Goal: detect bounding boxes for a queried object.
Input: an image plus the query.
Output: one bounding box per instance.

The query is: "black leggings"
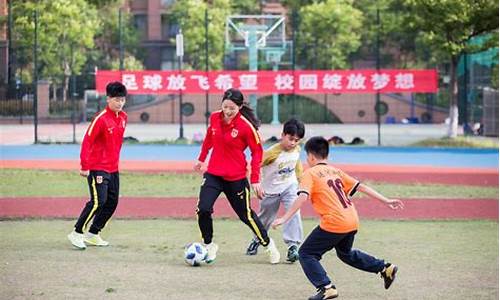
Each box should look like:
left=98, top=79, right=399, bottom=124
left=74, top=171, right=119, bottom=234
left=197, top=173, right=270, bottom=246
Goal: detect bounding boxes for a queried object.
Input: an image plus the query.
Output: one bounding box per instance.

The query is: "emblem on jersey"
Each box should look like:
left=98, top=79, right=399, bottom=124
left=231, top=128, right=239, bottom=138
left=96, top=176, right=103, bottom=184
left=107, top=127, right=114, bottom=134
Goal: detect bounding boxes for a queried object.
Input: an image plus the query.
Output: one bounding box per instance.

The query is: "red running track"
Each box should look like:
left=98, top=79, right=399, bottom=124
left=2, top=160, right=498, bottom=186
left=0, top=197, right=497, bottom=220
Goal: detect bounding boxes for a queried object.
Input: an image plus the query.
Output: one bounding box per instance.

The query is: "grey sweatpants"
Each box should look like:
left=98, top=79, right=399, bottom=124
left=254, top=184, right=303, bottom=247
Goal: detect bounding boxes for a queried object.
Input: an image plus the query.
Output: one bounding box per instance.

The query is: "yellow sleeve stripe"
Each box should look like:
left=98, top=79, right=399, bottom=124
left=240, top=116, right=260, bottom=144
left=295, top=159, right=303, bottom=179
left=87, top=110, right=106, bottom=136
left=294, top=145, right=303, bottom=178
left=262, top=143, right=282, bottom=166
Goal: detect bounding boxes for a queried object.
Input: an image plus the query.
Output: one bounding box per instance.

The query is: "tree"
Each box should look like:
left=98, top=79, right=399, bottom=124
left=109, top=54, right=144, bottom=70
left=352, top=0, right=426, bottom=68
left=230, top=0, right=260, bottom=14
left=85, top=0, right=120, bottom=6
left=492, top=62, right=499, bottom=90
left=170, top=0, right=231, bottom=70
left=86, top=0, right=143, bottom=71
left=282, top=0, right=317, bottom=10
left=297, top=0, right=363, bottom=69
left=403, top=0, right=499, bottom=137
left=12, top=0, right=99, bottom=101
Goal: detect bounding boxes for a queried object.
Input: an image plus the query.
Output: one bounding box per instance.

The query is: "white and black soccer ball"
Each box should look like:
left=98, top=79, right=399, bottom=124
left=184, top=242, right=208, bottom=266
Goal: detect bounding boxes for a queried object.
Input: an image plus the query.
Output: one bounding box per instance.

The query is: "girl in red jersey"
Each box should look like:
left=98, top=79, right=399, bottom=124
left=194, top=88, right=280, bottom=264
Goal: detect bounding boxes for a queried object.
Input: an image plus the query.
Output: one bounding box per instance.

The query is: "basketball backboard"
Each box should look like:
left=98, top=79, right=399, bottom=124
left=225, top=15, right=286, bottom=52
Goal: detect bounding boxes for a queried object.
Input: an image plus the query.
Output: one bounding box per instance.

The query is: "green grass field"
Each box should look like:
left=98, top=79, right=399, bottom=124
left=0, top=168, right=498, bottom=299
left=1, top=169, right=498, bottom=199
left=0, top=219, right=497, bottom=299
left=411, top=136, right=499, bottom=148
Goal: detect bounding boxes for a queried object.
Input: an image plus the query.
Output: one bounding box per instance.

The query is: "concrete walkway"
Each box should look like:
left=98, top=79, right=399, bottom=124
left=1, top=123, right=455, bottom=146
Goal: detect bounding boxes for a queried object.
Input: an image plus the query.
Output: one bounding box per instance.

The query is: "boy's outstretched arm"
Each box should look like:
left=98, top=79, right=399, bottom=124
left=272, top=193, right=308, bottom=229
left=358, top=183, right=404, bottom=209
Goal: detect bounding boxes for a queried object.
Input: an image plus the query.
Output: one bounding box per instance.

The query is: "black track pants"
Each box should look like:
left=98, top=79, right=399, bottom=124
left=74, top=171, right=119, bottom=234
left=197, top=173, right=270, bottom=246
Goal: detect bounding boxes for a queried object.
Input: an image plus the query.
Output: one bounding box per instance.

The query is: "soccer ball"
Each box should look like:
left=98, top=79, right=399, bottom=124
left=184, top=242, right=208, bottom=266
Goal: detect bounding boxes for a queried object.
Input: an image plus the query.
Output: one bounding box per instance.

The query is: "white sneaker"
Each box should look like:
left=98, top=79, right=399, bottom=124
left=84, top=233, right=109, bottom=247
left=265, top=238, right=280, bottom=264
left=67, top=230, right=86, bottom=250
left=204, top=242, right=218, bottom=263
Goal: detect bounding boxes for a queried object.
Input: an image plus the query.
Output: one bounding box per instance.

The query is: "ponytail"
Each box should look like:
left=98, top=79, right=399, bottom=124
left=240, top=103, right=261, bottom=130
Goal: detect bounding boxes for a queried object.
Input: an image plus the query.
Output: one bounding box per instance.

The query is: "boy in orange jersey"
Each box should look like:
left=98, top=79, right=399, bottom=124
left=272, top=136, right=404, bottom=300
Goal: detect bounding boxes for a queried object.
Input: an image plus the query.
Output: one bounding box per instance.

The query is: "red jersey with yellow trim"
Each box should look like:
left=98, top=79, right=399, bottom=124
left=299, top=163, right=360, bottom=233
left=198, top=111, right=263, bottom=183
left=80, top=106, right=127, bottom=173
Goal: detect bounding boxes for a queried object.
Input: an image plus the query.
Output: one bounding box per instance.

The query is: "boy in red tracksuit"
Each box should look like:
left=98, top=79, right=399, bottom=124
left=67, top=81, right=127, bottom=250
left=194, top=88, right=280, bottom=264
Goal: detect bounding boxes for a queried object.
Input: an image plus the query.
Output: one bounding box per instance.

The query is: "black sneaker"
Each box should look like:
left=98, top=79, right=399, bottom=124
left=246, top=239, right=260, bottom=255
left=380, top=263, right=398, bottom=289
left=308, top=286, right=338, bottom=300
left=286, top=245, right=299, bottom=263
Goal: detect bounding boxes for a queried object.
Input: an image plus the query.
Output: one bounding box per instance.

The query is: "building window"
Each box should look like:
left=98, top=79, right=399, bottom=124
left=170, top=22, right=180, bottom=38
left=161, top=14, right=179, bottom=40
left=133, top=14, right=148, bottom=38
left=161, top=47, right=176, bottom=70
left=161, top=0, right=176, bottom=8
left=161, top=15, right=169, bottom=39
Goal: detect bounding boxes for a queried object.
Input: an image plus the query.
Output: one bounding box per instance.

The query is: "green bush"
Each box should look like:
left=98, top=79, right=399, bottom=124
left=257, top=95, right=341, bottom=123
left=0, top=100, right=34, bottom=116
left=49, top=100, right=79, bottom=116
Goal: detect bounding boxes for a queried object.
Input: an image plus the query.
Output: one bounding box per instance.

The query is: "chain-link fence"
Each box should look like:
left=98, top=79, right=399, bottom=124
left=1, top=1, right=498, bottom=144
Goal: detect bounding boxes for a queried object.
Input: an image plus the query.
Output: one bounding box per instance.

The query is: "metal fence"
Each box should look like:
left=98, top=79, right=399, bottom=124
left=1, top=3, right=498, bottom=144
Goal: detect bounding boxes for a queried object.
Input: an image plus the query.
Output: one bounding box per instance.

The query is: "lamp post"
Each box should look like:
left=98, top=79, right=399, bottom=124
left=271, top=60, right=280, bottom=125
left=176, top=29, right=184, bottom=140
left=204, top=9, right=209, bottom=128
left=266, top=50, right=284, bottom=125
left=33, top=8, right=39, bottom=144
left=70, top=44, right=76, bottom=144
left=119, top=8, right=124, bottom=71
left=375, top=6, right=381, bottom=146
left=7, top=0, right=13, bottom=91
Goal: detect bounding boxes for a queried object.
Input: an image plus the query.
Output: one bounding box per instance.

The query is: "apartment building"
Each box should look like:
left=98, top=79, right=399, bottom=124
left=125, top=0, right=286, bottom=70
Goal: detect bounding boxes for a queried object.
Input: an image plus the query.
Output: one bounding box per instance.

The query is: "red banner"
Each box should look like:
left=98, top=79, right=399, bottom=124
left=96, top=69, right=438, bottom=95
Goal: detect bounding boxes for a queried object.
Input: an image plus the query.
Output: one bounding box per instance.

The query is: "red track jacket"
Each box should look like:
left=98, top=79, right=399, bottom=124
left=80, top=106, right=127, bottom=173
left=198, top=111, right=263, bottom=183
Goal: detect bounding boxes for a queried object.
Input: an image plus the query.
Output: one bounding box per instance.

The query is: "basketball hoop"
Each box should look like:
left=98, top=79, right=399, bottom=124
left=226, top=15, right=286, bottom=52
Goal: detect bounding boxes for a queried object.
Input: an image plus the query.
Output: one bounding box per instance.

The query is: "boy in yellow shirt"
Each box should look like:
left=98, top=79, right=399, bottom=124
left=246, top=118, right=305, bottom=263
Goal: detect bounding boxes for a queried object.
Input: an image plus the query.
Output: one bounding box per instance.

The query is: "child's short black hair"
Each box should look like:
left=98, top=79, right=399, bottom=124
left=304, top=136, right=329, bottom=159
left=282, top=118, right=305, bottom=139
left=106, top=81, right=127, bottom=98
